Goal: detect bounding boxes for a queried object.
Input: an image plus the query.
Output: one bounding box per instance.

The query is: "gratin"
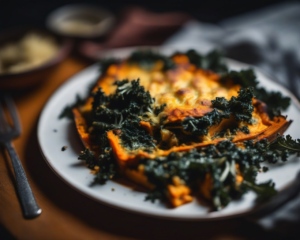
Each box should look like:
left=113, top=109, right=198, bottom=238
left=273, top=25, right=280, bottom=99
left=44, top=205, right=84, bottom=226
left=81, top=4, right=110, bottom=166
left=66, top=50, right=299, bottom=210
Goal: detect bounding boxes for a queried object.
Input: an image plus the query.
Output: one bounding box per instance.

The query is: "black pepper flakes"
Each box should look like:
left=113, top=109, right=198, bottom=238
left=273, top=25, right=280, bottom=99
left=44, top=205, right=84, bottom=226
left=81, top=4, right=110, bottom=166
left=61, top=146, right=68, bottom=151
left=262, top=166, right=269, bottom=172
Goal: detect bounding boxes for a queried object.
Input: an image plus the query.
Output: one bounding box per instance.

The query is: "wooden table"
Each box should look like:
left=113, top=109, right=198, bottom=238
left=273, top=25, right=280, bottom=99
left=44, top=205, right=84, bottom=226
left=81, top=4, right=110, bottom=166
left=0, top=57, right=278, bottom=240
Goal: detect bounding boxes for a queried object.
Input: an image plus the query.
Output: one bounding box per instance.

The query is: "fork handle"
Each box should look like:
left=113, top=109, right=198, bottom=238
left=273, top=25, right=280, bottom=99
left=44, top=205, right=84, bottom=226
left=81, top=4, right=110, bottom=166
left=5, top=142, right=42, bottom=219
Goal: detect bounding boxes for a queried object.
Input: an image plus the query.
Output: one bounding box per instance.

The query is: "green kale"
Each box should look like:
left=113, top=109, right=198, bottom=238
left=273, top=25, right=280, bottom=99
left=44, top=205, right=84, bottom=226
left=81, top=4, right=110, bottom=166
left=269, top=134, right=300, bottom=161
left=223, top=69, right=291, bottom=118
left=213, top=126, right=250, bottom=140
left=111, top=79, right=154, bottom=114
left=255, top=88, right=291, bottom=118
left=59, top=94, right=85, bottom=119
left=184, top=49, right=228, bottom=74
left=119, top=118, right=155, bottom=151
left=78, top=148, right=96, bottom=169
left=182, top=88, right=254, bottom=136
left=91, top=79, right=156, bottom=131
left=94, top=147, right=116, bottom=184
left=182, top=116, right=214, bottom=136
left=154, top=103, right=167, bottom=116
left=232, top=126, right=250, bottom=135
left=90, top=79, right=163, bottom=152
left=229, top=88, right=255, bottom=123
left=241, top=167, right=277, bottom=202
left=223, top=69, right=259, bottom=89
left=141, top=135, right=300, bottom=210
left=127, top=50, right=175, bottom=71
left=78, top=147, right=117, bottom=184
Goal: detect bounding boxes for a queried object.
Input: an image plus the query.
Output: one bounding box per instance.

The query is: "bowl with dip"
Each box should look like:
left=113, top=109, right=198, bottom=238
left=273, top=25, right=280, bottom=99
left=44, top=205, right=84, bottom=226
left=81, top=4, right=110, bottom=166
left=46, top=4, right=115, bottom=39
left=0, top=28, right=72, bottom=89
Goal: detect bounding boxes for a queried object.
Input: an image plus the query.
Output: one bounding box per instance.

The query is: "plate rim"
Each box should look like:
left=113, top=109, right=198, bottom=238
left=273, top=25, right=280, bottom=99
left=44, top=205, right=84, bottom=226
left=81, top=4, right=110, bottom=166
left=37, top=47, right=300, bottom=220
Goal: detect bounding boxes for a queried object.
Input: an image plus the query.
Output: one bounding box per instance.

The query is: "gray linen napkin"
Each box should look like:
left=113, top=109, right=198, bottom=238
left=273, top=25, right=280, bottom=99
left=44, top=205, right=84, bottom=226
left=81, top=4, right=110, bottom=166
left=163, top=1, right=300, bottom=237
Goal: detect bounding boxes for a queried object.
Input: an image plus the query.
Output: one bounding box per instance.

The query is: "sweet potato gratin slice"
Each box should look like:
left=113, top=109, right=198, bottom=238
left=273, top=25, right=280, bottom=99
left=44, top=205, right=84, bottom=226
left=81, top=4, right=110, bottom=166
left=67, top=50, right=300, bottom=210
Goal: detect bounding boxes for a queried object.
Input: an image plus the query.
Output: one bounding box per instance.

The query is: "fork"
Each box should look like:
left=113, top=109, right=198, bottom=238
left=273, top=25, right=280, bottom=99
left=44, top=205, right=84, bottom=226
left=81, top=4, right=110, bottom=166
left=0, top=95, right=41, bottom=219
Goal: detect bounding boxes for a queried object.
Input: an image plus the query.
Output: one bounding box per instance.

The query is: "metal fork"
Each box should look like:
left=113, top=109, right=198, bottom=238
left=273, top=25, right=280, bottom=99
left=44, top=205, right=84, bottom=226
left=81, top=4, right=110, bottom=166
left=0, top=95, right=41, bottom=219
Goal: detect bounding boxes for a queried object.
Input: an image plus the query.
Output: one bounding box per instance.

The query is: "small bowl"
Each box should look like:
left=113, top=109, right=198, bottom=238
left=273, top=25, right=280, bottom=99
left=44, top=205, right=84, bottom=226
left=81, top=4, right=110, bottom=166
left=46, top=4, right=115, bottom=39
left=0, top=28, right=72, bottom=89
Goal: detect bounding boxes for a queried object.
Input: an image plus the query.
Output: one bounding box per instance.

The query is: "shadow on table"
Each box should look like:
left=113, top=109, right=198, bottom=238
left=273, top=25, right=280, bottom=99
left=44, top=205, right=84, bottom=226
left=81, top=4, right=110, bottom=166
left=24, top=119, right=286, bottom=240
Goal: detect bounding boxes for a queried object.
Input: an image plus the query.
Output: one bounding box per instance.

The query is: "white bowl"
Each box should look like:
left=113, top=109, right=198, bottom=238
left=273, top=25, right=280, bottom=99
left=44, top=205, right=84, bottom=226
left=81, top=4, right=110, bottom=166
left=46, top=4, right=115, bottom=39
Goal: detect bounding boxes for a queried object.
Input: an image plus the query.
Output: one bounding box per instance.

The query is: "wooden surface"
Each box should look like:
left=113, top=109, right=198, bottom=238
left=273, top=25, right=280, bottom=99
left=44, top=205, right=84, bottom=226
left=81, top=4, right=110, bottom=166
left=0, top=57, right=279, bottom=240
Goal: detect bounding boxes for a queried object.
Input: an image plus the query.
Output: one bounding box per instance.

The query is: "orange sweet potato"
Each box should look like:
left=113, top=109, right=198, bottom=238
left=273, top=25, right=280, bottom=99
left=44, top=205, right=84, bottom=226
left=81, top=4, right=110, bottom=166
left=72, top=108, right=91, bottom=149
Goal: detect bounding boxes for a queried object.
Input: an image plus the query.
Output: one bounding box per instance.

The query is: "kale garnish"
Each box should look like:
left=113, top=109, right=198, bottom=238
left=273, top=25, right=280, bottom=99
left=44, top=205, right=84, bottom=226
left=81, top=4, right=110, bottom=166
left=59, top=94, right=85, bottom=119
left=269, top=134, right=300, bottom=160
left=224, top=69, right=259, bottom=89
left=94, top=147, right=116, bottom=184
left=241, top=167, right=277, bottom=202
left=213, top=126, right=250, bottom=139
left=182, top=116, right=214, bottom=136
left=223, top=69, right=291, bottom=118
left=184, top=49, right=228, bottom=74
left=255, top=88, right=291, bottom=118
left=232, top=126, right=250, bottom=135
left=90, top=79, right=156, bottom=134
left=78, top=148, right=97, bottom=169
left=182, top=88, right=254, bottom=136
left=154, top=103, right=167, bottom=116
left=91, top=79, right=159, bottom=151
left=127, top=50, right=175, bottom=71
left=229, top=88, right=255, bottom=123
left=119, top=118, right=156, bottom=150
left=142, top=135, right=300, bottom=209
left=78, top=147, right=116, bottom=184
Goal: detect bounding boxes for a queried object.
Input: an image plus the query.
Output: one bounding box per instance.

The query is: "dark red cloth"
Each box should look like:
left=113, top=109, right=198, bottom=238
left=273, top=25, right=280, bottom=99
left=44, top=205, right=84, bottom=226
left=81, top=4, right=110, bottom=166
left=79, top=7, right=191, bottom=60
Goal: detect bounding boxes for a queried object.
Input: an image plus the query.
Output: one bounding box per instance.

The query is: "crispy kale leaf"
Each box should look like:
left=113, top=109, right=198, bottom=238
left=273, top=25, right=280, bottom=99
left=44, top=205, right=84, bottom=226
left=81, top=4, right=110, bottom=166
left=127, top=50, right=175, bottom=71
left=59, top=94, right=85, bottom=119
left=154, top=103, right=167, bottom=116
left=224, top=69, right=259, bottom=89
left=213, top=126, right=250, bottom=140
left=241, top=167, right=277, bottom=202
left=255, top=88, right=291, bottom=118
left=184, top=49, right=228, bottom=74
left=78, top=148, right=116, bottom=184
left=94, top=147, right=116, bottom=184
left=268, top=134, right=300, bottom=160
left=119, top=118, right=156, bottom=150
left=182, top=88, right=254, bottom=136
left=223, top=69, right=291, bottom=118
left=182, top=115, right=215, bottom=136
left=232, top=126, right=250, bottom=135
left=229, top=88, right=255, bottom=123
left=78, top=148, right=96, bottom=168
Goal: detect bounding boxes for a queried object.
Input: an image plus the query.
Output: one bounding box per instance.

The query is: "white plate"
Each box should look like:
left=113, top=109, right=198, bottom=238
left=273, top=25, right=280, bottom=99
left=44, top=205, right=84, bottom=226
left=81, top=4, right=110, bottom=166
left=38, top=47, right=300, bottom=220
